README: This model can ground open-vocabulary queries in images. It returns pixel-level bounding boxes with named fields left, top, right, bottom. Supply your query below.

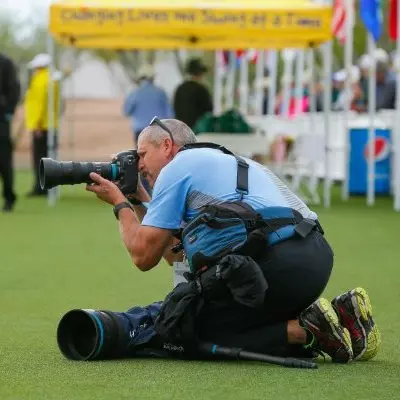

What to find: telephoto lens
left=57, top=305, right=162, bottom=361
left=57, top=309, right=119, bottom=361
left=39, top=158, right=119, bottom=190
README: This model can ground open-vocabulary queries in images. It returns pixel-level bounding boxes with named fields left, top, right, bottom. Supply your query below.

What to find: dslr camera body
left=40, top=149, right=139, bottom=195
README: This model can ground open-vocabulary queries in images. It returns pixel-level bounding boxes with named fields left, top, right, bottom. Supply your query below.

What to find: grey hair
left=139, top=119, right=197, bottom=147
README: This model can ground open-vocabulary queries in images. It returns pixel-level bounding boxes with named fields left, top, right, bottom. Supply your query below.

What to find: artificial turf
left=1, top=171, right=399, bottom=399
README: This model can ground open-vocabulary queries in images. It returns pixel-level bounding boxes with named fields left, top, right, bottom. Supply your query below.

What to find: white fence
left=200, top=110, right=396, bottom=182
left=197, top=110, right=398, bottom=206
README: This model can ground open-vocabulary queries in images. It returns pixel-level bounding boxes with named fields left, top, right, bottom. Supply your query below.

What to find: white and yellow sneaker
left=331, top=287, right=381, bottom=361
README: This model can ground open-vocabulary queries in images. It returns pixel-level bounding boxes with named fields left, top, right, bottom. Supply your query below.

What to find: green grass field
left=1, top=171, right=400, bottom=400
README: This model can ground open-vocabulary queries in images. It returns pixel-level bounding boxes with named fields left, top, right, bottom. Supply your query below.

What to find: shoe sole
left=313, top=298, right=353, bottom=363
left=332, top=287, right=381, bottom=361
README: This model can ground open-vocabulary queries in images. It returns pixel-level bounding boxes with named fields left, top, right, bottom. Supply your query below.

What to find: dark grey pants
left=197, top=231, right=334, bottom=356
left=31, top=131, right=48, bottom=194
left=0, top=122, right=16, bottom=205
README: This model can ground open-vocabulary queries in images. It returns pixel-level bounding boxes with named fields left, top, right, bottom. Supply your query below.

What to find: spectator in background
left=25, top=53, right=60, bottom=197
left=332, top=66, right=361, bottom=112
left=355, top=50, right=396, bottom=112
left=0, top=53, right=20, bottom=212
left=352, top=54, right=371, bottom=113
left=173, top=58, right=213, bottom=129
left=123, top=64, right=173, bottom=147
left=331, top=70, right=345, bottom=105
left=276, top=76, right=309, bottom=117
left=376, top=61, right=396, bottom=110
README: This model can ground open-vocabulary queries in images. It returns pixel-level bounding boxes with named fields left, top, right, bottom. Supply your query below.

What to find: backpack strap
left=178, top=142, right=249, bottom=197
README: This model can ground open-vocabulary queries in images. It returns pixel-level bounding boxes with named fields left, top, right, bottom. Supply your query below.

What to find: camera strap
left=178, top=142, right=249, bottom=197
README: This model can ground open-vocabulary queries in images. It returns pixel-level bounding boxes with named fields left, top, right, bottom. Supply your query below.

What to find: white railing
left=197, top=110, right=397, bottom=206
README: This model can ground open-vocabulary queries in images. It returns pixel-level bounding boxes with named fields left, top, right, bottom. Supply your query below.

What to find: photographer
left=85, top=118, right=379, bottom=363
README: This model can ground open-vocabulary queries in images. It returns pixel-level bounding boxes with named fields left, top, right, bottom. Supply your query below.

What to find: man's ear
left=164, top=137, right=173, bottom=153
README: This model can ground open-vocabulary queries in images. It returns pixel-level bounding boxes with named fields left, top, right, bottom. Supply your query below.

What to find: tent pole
left=323, top=40, right=333, bottom=208
left=267, top=50, right=278, bottom=116
left=341, top=0, right=355, bottom=201
left=306, top=48, right=319, bottom=204
left=213, top=50, right=223, bottom=115
left=367, top=34, right=376, bottom=207
left=55, top=65, right=63, bottom=200
left=239, top=54, right=249, bottom=115
left=224, top=51, right=235, bottom=110
left=47, top=34, right=57, bottom=207
left=395, top=1, right=400, bottom=211
left=281, top=50, right=293, bottom=117
left=254, top=50, right=264, bottom=116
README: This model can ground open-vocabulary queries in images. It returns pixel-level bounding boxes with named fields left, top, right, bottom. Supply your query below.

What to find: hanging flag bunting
left=359, top=0, right=383, bottom=42
left=389, top=0, right=398, bottom=40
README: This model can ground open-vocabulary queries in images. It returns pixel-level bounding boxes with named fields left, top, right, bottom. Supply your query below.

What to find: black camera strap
left=178, top=142, right=249, bottom=197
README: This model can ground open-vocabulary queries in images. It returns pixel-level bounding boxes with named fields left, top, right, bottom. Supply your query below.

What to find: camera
left=39, top=150, right=139, bottom=195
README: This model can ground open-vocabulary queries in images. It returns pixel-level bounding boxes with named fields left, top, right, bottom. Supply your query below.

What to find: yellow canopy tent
left=46, top=0, right=335, bottom=208
left=49, top=0, right=333, bottom=50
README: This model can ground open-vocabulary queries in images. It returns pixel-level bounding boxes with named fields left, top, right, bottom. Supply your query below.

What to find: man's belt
left=294, top=218, right=324, bottom=238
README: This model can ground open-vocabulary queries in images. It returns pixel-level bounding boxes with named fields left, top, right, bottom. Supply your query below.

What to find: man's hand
left=126, top=177, right=151, bottom=203
left=86, top=172, right=126, bottom=205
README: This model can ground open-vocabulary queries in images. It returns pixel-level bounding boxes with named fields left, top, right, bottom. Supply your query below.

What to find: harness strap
left=178, top=142, right=249, bottom=197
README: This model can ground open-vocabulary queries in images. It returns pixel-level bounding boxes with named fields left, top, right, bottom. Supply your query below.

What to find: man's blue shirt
left=142, top=148, right=316, bottom=231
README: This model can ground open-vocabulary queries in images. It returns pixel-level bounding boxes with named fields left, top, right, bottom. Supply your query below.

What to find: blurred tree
left=92, top=50, right=161, bottom=85
left=0, top=13, right=47, bottom=66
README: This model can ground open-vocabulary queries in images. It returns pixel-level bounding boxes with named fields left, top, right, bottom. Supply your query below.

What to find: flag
left=359, top=0, right=383, bottom=41
left=332, top=0, right=347, bottom=44
left=235, top=49, right=258, bottom=64
left=389, top=0, right=398, bottom=40
left=332, top=0, right=355, bottom=45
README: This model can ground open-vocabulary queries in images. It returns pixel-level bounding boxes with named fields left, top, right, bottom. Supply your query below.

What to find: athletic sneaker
left=331, top=287, right=381, bottom=361
left=299, top=298, right=353, bottom=363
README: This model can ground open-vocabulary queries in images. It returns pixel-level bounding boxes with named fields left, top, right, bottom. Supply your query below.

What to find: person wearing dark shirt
left=0, top=53, right=21, bottom=212
left=356, top=61, right=396, bottom=112
left=173, top=58, right=213, bottom=129
left=375, top=62, right=396, bottom=110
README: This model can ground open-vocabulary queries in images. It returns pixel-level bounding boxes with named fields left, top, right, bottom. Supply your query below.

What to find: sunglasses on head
left=149, top=116, right=174, bottom=145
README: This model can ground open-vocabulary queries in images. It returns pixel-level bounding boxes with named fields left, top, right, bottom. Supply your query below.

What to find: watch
left=113, top=201, right=135, bottom=220
left=129, top=197, right=143, bottom=205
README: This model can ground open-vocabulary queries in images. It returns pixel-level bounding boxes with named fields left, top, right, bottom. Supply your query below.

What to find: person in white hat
left=28, top=53, right=51, bottom=70
left=332, top=66, right=361, bottom=111
left=24, top=53, right=60, bottom=196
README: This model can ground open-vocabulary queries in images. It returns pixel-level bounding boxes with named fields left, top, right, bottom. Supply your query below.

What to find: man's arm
left=129, top=201, right=183, bottom=266
left=117, top=207, right=173, bottom=271
left=86, top=173, right=182, bottom=271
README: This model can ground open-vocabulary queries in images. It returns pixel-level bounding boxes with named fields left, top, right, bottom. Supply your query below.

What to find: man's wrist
left=112, top=195, right=127, bottom=206
left=113, top=201, right=134, bottom=220
left=129, top=197, right=142, bottom=205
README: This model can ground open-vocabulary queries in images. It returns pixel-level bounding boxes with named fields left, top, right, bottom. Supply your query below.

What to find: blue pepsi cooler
left=348, top=118, right=392, bottom=195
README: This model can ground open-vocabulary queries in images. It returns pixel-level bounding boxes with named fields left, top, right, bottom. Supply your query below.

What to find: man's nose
left=138, top=158, right=145, bottom=172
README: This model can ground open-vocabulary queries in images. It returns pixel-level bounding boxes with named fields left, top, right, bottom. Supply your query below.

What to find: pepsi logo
left=364, top=137, right=391, bottom=162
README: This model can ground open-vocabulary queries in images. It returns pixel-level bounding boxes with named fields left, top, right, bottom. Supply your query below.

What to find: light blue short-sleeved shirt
left=142, top=148, right=317, bottom=231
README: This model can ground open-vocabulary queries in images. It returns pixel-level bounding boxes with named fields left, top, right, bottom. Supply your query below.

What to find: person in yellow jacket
left=25, top=53, right=60, bottom=196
